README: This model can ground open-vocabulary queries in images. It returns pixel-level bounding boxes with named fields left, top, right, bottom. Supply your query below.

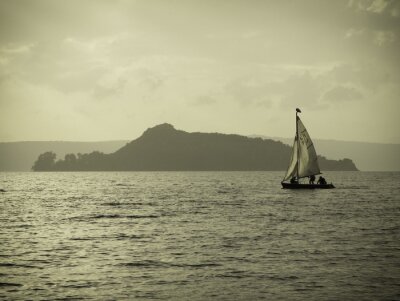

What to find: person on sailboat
left=290, top=177, right=298, bottom=184
left=309, top=175, right=316, bottom=184
left=317, top=176, right=327, bottom=185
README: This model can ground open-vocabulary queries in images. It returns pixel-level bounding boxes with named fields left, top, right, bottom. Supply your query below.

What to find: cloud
left=0, top=43, right=35, bottom=55
left=0, top=34, right=168, bottom=97
left=0, top=40, right=106, bottom=93
left=349, top=0, right=390, bottom=14
left=223, top=72, right=324, bottom=110
left=191, top=95, right=217, bottom=106
left=322, top=85, right=363, bottom=102
left=373, top=30, right=396, bottom=45
left=223, top=61, right=393, bottom=111
left=93, top=78, right=127, bottom=100
left=0, top=0, right=399, bottom=143
left=278, top=73, right=322, bottom=109
left=224, top=77, right=273, bottom=107
left=346, top=0, right=400, bottom=54
left=391, top=4, right=400, bottom=17
left=345, top=28, right=365, bottom=39
left=367, top=0, right=390, bottom=13
left=328, top=62, right=396, bottom=92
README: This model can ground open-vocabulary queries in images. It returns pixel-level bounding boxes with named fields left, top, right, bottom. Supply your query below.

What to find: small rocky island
left=32, top=124, right=358, bottom=171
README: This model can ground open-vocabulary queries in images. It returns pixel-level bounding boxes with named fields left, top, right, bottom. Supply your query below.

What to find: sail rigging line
left=296, top=111, right=300, bottom=180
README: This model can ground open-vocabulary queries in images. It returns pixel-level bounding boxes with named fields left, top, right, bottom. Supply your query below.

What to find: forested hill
left=32, top=124, right=358, bottom=171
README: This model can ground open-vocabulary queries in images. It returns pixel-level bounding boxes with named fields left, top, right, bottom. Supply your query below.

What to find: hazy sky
left=0, top=0, right=399, bottom=143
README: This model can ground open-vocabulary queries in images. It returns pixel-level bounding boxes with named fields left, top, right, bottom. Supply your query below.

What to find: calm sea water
left=1, top=171, right=399, bottom=300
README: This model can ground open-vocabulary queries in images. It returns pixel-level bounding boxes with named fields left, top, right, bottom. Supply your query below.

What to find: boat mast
left=296, top=108, right=301, bottom=180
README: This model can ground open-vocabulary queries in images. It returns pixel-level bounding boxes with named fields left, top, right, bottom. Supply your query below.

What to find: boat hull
left=281, top=182, right=335, bottom=189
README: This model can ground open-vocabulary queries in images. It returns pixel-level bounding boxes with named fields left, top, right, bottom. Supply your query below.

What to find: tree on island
left=32, top=151, right=56, bottom=171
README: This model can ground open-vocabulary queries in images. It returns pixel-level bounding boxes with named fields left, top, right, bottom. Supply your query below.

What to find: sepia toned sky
left=0, top=0, right=399, bottom=143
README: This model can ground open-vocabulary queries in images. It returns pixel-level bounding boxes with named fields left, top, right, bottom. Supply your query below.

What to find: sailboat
left=281, top=108, right=335, bottom=189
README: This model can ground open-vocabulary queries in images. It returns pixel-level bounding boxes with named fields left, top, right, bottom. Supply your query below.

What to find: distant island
left=32, top=123, right=357, bottom=171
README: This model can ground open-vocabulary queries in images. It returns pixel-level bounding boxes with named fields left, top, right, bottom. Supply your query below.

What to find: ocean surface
left=1, top=171, right=399, bottom=300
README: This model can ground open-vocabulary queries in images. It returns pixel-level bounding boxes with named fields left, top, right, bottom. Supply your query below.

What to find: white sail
left=283, top=138, right=298, bottom=181
left=283, top=116, right=321, bottom=181
left=297, top=118, right=321, bottom=178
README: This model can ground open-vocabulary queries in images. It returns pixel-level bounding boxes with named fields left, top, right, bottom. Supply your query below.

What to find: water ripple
left=0, top=171, right=399, bottom=300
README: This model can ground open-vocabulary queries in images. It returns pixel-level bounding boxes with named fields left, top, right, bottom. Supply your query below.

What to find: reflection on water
left=1, top=171, right=400, bottom=300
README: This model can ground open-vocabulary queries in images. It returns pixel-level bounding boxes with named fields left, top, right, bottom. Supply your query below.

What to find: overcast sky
left=0, top=0, right=399, bottom=143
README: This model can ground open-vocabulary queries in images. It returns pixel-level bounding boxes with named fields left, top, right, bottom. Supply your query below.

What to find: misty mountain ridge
left=2, top=124, right=398, bottom=171
left=251, top=135, right=400, bottom=172
left=31, top=123, right=357, bottom=171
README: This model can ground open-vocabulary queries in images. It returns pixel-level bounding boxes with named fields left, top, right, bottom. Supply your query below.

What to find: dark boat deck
left=281, top=182, right=335, bottom=189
